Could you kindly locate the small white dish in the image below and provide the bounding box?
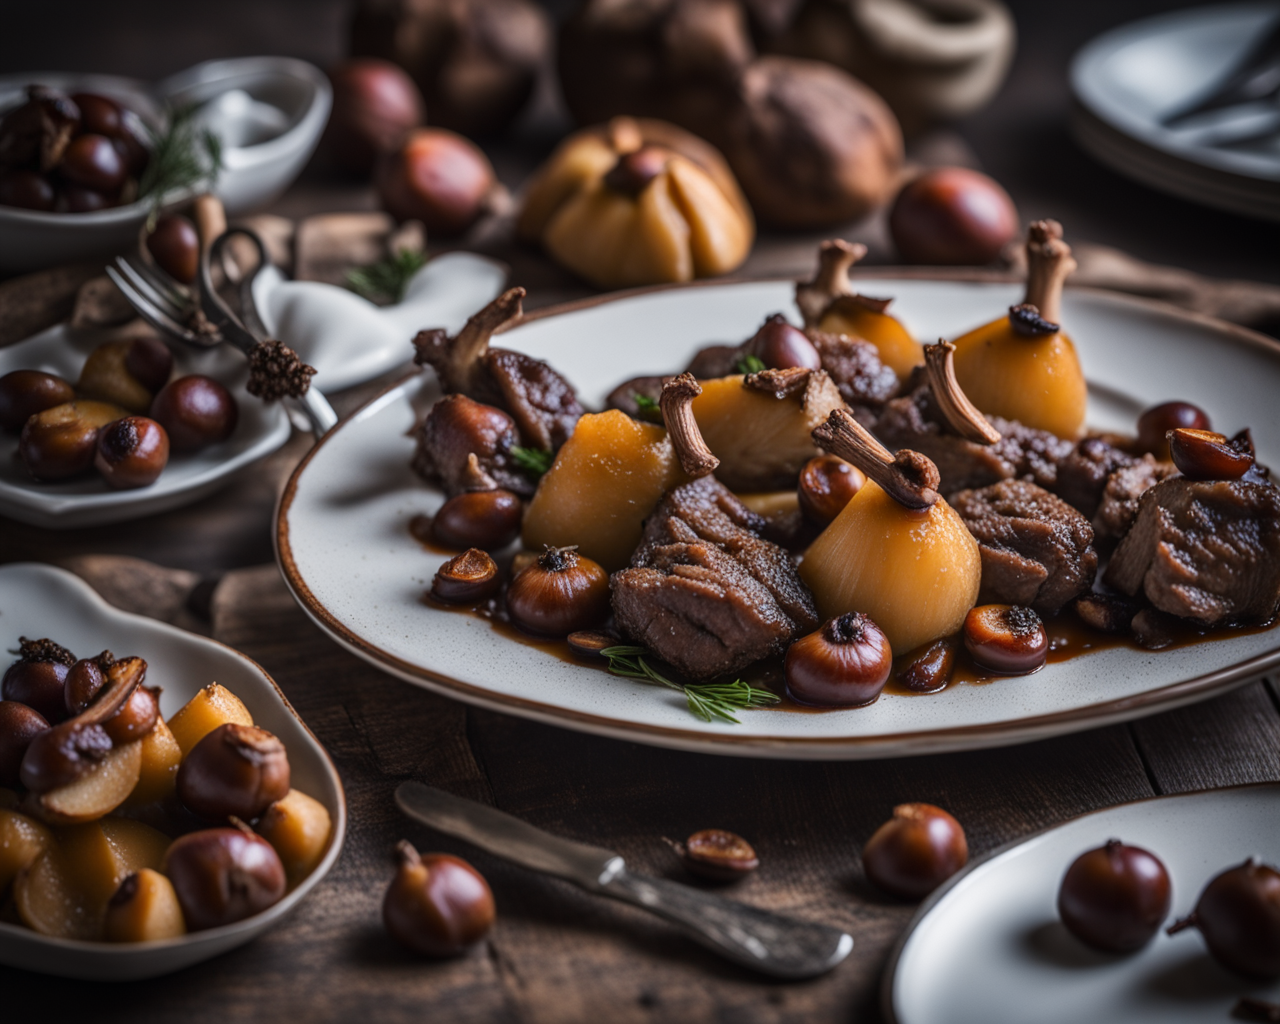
[0,325,290,529]
[885,784,1280,1024]
[0,562,346,981]
[276,275,1280,760]
[253,251,509,393]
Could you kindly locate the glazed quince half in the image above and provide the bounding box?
[517,116,754,289]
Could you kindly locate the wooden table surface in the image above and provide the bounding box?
[4,3,1280,1021]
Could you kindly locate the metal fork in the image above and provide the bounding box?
[107,228,338,436]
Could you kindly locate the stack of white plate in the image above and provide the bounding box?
[1070,3,1280,222]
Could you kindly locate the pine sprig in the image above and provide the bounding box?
[138,105,222,211]
[601,645,780,724]
[510,446,554,479]
[346,248,428,304]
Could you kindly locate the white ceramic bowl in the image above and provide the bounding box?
[0,562,347,980]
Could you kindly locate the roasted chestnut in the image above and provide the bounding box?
[163,822,287,931]
[1167,427,1253,482]
[2,637,75,723]
[323,58,425,176]
[70,92,124,138]
[566,630,615,658]
[1136,401,1210,459]
[63,184,115,213]
[383,841,495,957]
[785,612,892,708]
[506,546,610,638]
[146,214,200,284]
[0,701,50,788]
[376,127,495,235]
[149,375,238,451]
[60,133,126,192]
[895,636,959,693]
[674,829,759,883]
[177,723,291,822]
[77,338,168,412]
[94,416,169,489]
[1058,840,1172,952]
[432,490,522,551]
[744,314,822,371]
[431,549,501,605]
[103,684,160,744]
[0,370,75,434]
[798,454,865,526]
[862,803,969,900]
[963,604,1048,675]
[889,167,1019,266]
[63,655,110,716]
[0,170,55,211]
[1168,859,1280,979]
[19,399,128,480]
[122,336,174,394]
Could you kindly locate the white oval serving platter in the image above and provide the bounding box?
[884,784,1280,1024]
[0,562,346,980]
[276,276,1280,760]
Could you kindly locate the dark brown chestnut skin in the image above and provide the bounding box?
[0,370,75,433]
[63,655,110,716]
[798,455,865,526]
[62,184,116,213]
[94,416,169,489]
[506,546,611,638]
[677,829,759,883]
[785,612,892,708]
[376,127,495,235]
[19,399,127,480]
[1137,401,1210,459]
[0,701,50,788]
[963,604,1048,675]
[1058,840,1172,953]
[895,636,959,693]
[889,168,1019,266]
[431,548,501,604]
[164,821,287,931]
[2,637,75,724]
[149,375,238,452]
[744,314,822,371]
[60,133,127,192]
[566,631,616,658]
[1168,859,1280,979]
[69,93,124,138]
[123,336,174,395]
[177,723,291,822]
[103,684,160,744]
[323,58,425,176]
[383,841,495,957]
[432,490,522,551]
[863,803,969,900]
[1166,427,1253,482]
[146,215,200,284]
[0,170,56,211]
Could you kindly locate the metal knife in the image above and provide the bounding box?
[395,782,853,979]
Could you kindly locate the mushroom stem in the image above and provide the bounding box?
[796,238,868,326]
[413,287,526,395]
[460,453,498,493]
[812,408,940,510]
[607,116,644,155]
[924,341,1002,445]
[1023,220,1075,324]
[661,372,720,477]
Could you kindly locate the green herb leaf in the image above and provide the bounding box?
[138,105,223,212]
[346,248,429,305]
[633,393,659,412]
[601,645,780,724]
[736,353,767,375]
[511,446,554,479]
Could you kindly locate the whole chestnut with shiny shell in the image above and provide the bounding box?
[433,490,522,551]
[785,612,892,708]
[863,803,968,900]
[164,823,286,931]
[149,375,238,452]
[506,546,610,638]
[383,841,495,957]
[890,167,1019,266]
[94,416,169,489]
[0,701,50,788]
[1169,859,1280,979]
[177,723,291,822]
[1058,840,1172,952]
[0,370,74,432]
[146,215,200,284]
[19,399,128,480]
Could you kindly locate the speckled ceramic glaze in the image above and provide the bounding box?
[0,563,346,980]
[277,277,1280,759]
[886,784,1280,1023]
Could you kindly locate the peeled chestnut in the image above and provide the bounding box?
[889,167,1019,266]
[432,490,522,551]
[19,399,128,480]
[94,416,169,489]
[1166,427,1253,482]
[149,375,238,451]
[322,58,425,176]
[0,170,55,211]
[2,638,75,723]
[376,128,495,235]
[0,370,74,433]
[146,215,200,284]
[1136,401,1210,459]
[506,546,611,638]
[863,803,969,900]
[431,548,501,605]
[674,829,759,883]
[103,684,160,744]
[164,822,287,931]
[963,604,1048,675]
[744,314,821,371]
[177,723,291,822]
[0,701,50,788]
[798,455,865,526]
[1058,840,1172,952]
[383,841,495,957]
[60,133,127,192]
[1168,859,1280,979]
[785,612,892,708]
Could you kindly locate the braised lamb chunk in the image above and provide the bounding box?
[951,480,1098,615]
[806,329,899,410]
[410,394,534,496]
[1092,457,1179,541]
[1104,477,1280,626]
[684,345,741,380]
[1054,436,1139,518]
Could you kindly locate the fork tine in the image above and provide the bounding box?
[106,266,200,343]
[112,257,189,321]
[121,254,192,313]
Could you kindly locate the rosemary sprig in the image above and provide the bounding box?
[736,353,766,375]
[138,105,222,213]
[346,248,428,304]
[601,645,780,724]
[511,446,554,478]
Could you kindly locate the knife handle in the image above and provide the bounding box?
[597,870,852,980]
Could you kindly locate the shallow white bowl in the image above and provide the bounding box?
[0,562,346,981]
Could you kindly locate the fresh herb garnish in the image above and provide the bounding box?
[601,645,780,724]
[138,105,222,213]
[736,353,767,375]
[634,393,659,412]
[346,247,429,304]
[511,446,554,478]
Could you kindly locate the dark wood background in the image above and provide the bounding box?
[4,3,1280,1021]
